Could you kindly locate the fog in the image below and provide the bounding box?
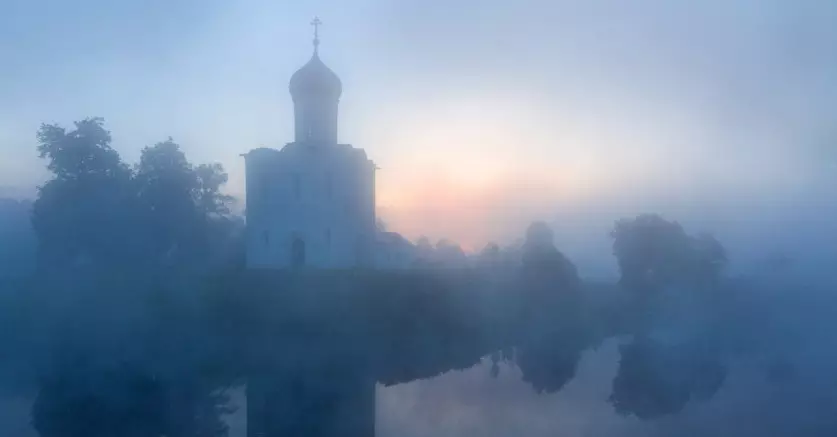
[3,0,836,245]
[1,1,836,436]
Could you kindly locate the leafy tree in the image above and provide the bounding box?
[0,198,36,277]
[413,236,436,267]
[27,119,239,437]
[32,118,140,269]
[690,232,727,287]
[133,139,235,269]
[32,119,235,274]
[194,163,234,217]
[476,242,501,270]
[519,221,580,298]
[35,118,130,182]
[611,214,692,294]
[135,138,203,264]
[434,238,468,267]
[611,214,727,294]
[608,215,730,417]
[514,222,588,393]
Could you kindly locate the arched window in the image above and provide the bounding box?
[262,230,269,246]
[325,228,331,247]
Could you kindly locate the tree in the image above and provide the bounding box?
[520,221,580,295]
[35,117,129,182]
[135,138,203,264]
[27,120,240,437]
[476,242,501,270]
[690,232,727,287]
[611,214,727,294]
[611,214,692,294]
[133,139,234,269]
[32,120,236,273]
[194,163,234,217]
[0,198,36,277]
[608,215,730,417]
[514,222,588,394]
[435,238,468,267]
[413,236,436,267]
[32,118,140,269]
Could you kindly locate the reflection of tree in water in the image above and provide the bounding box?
[516,334,584,394]
[32,360,166,437]
[609,337,726,419]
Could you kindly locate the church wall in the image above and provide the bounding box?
[245,145,376,269]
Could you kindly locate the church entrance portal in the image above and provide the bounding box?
[291,238,306,268]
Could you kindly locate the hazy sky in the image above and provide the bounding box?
[1,0,835,258]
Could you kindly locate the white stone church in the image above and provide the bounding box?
[243,21,416,270]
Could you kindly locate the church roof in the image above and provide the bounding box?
[289,17,342,101]
[289,53,342,101]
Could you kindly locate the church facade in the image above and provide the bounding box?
[243,23,378,269]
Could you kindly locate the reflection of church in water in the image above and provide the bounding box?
[243,18,395,270]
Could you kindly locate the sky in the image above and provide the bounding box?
[1,0,836,271]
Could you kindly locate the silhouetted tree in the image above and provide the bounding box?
[32,118,140,269]
[519,221,580,304]
[514,222,589,393]
[135,138,204,265]
[27,119,239,437]
[611,214,692,294]
[608,215,729,418]
[690,232,727,287]
[476,242,501,270]
[435,238,468,267]
[611,214,727,295]
[0,198,36,277]
[412,235,435,267]
[194,163,234,218]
